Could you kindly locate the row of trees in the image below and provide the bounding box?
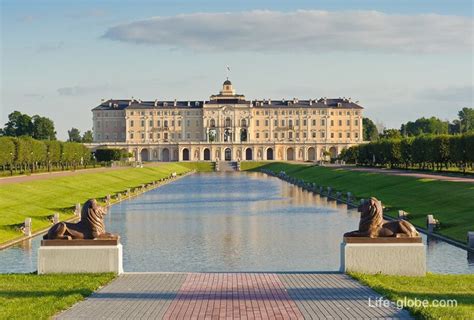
[339,134,474,172]
[363,107,474,141]
[0,111,94,143]
[0,136,92,174]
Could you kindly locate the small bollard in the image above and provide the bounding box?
[106,194,111,205]
[327,187,332,197]
[336,192,342,201]
[24,218,32,237]
[468,232,474,250]
[319,186,324,194]
[346,192,352,204]
[127,188,131,197]
[75,203,81,216]
[53,213,59,224]
[172,172,177,177]
[427,214,439,233]
[398,210,409,220]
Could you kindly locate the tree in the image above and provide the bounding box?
[458,107,474,133]
[401,117,449,137]
[363,118,378,141]
[379,129,402,140]
[3,111,33,137]
[32,115,56,140]
[94,149,123,162]
[68,128,82,142]
[82,130,94,143]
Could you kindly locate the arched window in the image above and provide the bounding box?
[164,120,168,128]
[241,119,247,127]
[210,119,216,127]
[225,117,231,127]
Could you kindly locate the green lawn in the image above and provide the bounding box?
[178,161,215,172]
[0,273,115,320]
[351,273,474,319]
[0,163,193,244]
[244,162,474,244]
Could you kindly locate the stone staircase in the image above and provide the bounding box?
[215,161,238,172]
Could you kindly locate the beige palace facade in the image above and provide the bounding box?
[90,80,364,162]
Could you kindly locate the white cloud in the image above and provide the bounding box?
[103,10,473,53]
[57,84,115,96]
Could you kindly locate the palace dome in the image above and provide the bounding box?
[223,79,232,85]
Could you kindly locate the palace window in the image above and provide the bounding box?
[347,120,350,126]
[321,119,325,126]
[241,119,247,127]
[164,120,168,127]
[225,117,231,127]
[281,120,285,126]
[296,132,299,139]
[187,133,191,139]
[130,133,134,139]
[289,119,293,127]
[130,111,134,115]
[331,133,334,138]
[303,132,307,138]
[355,119,359,126]
[256,132,260,139]
[312,119,316,126]
[347,132,351,138]
[210,119,216,127]
[296,119,300,126]
[141,133,145,139]
[164,132,168,140]
[321,132,325,138]
[281,132,285,138]
[274,132,278,138]
[141,112,145,116]
[149,133,153,139]
[172,120,175,126]
[141,120,145,127]
[339,132,342,138]
[256,120,260,126]
[149,120,153,127]
[330,120,334,126]
[178,133,182,139]
[355,132,359,138]
[265,132,269,139]
[339,111,342,116]
[312,132,316,138]
[274,120,278,126]
[339,120,342,126]
[157,120,161,127]
[187,120,190,126]
[303,119,307,126]
[289,132,293,139]
[265,120,269,126]
[157,133,161,139]
[130,120,134,127]
[178,120,181,127]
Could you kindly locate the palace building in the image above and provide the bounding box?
[91,80,364,162]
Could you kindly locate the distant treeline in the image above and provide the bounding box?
[0,136,92,174]
[339,134,474,172]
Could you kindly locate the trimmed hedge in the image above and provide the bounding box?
[340,134,474,171]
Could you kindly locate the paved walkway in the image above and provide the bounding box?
[56,273,411,320]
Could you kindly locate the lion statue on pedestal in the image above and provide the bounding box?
[344,197,419,238]
[43,199,117,240]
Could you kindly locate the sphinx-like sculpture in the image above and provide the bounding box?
[344,197,419,238]
[43,199,118,240]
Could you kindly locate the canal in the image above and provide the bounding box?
[1,172,473,273]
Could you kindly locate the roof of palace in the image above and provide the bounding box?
[92,97,363,111]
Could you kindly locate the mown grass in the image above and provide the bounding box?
[0,163,192,244]
[0,273,116,320]
[244,162,474,244]
[351,273,474,319]
[178,162,215,172]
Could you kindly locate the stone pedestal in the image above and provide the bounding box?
[341,237,426,276]
[38,239,123,274]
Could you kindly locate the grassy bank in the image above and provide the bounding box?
[0,273,115,320]
[351,273,474,319]
[178,161,215,172]
[0,163,195,244]
[244,162,474,244]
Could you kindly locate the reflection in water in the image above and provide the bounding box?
[0,172,473,274]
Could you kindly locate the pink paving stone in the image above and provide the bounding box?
[163,273,304,320]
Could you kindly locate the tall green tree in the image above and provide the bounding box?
[67,128,82,142]
[401,117,449,136]
[363,118,378,141]
[3,111,33,137]
[82,130,94,143]
[379,129,402,140]
[32,115,56,140]
[458,107,474,133]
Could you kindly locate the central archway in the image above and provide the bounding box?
[140,148,149,162]
[182,148,190,161]
[203,148,211,161]
[266,148,274,160]
[286,147,294,161]
[225,148,232,161]
[161,148,170,162]
[245,148,253,160]
[308,147,316,161]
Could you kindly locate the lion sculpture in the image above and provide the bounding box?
[344,197,419,238]
[43,199,117,240]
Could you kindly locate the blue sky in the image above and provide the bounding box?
[1,0,473,139]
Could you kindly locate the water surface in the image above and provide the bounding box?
[1,172,473,273]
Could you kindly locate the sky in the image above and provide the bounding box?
[1,0,473,140]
